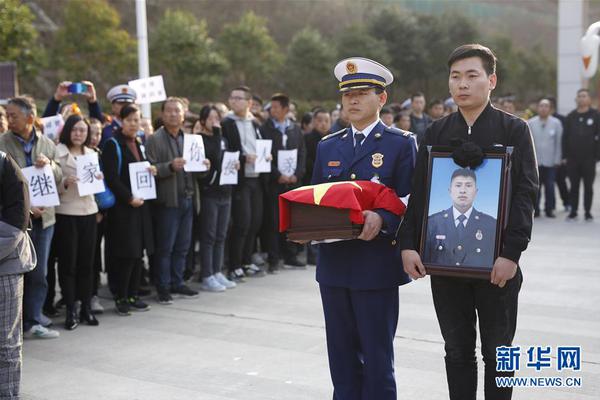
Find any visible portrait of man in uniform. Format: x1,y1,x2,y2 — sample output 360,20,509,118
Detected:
423,162,500,269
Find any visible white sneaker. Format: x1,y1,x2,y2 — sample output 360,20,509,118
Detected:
91,295,104,314
24,324,60,339
214,272,236,289
251,252,266,266
243,263,265,276
199,275,226,292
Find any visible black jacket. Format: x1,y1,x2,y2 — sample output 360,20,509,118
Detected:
398,103,538,264
101,131,154,258
261,118,306,189
199,130,233,196
303,130,322,186
221,116,266,186
0,151,29,231
562,108,600,161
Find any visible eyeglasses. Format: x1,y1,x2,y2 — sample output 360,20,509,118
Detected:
229,96,248,101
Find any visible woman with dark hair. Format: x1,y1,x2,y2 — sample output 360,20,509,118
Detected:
194,105,238,292
54,114,101,330
101,104,155,315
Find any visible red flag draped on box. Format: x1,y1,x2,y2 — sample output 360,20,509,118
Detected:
279,180,406,232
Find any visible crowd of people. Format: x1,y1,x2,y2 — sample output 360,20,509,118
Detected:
0,79,597,341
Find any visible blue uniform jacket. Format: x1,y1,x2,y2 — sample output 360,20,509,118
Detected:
424,207,496,268
311,121,416,290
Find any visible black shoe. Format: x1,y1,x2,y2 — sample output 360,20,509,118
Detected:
43,304,60,318
567,212,578,220
172,285,199,298
534,210,540,218
545,211,556,218
307,256,317,266
65,307,79,330
80,304,99,326
156,291,173,305
268,263,281,274
55,298,65,309
228,268,246,282
585,213,593,221
137,287,152,297
284,257,307,268
129,297,151,312
115,298,131,316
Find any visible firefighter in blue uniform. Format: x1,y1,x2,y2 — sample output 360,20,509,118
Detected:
100,84,137,148
424,168,496,268
310,58,417,399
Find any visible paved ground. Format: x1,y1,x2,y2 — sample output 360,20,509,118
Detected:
21,171,600,400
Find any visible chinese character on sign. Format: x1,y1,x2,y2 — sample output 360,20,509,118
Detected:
136,171,152,189
81,162,98,184
526,346,552,371
190,142,203,162
557,347,581,371
282,157,295,176
496,346,521,372
30,173,56,197
223,159,237,176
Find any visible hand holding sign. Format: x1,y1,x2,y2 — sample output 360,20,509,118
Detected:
75,152,105,196
21,165,60,207
129,161,157,200
183,134,208,172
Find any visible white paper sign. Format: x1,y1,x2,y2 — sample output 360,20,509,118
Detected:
21,165,60,207
183,134,207,172
128,161,156,200
278,149,298,176
219,151,240,185
75,152,105,196
41,115,64,142
254,139,272,173
128,75,167,104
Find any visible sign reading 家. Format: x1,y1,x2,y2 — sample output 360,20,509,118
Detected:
21,165,60,207
128,75,167,104
128,161,156,200
75,152,105,196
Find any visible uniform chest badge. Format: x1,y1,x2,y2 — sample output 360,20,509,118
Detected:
436,235,446,240
346,61,357,74
475,229,483,241
328,161,341,167
371,153,384,168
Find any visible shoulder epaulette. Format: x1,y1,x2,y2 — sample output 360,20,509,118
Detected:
320,128,346,141
383,126,412,138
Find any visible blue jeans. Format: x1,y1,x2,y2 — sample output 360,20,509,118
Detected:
24,220,54,331
154,198,193,292
537,166,557,214
199,193,231,278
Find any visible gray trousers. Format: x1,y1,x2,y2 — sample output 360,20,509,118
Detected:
0,274,23,400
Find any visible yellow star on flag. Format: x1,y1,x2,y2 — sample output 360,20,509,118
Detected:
290,181,363,205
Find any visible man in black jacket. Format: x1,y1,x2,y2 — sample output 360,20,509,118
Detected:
563,88,600,221
400,44,538,400
261,93,306,272
222,86,269,281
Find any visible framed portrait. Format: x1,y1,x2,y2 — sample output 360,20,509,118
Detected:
419,146,513,279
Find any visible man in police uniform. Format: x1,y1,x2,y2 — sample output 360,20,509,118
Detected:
100,84,137,148
310,58,416,399
424,168,496,268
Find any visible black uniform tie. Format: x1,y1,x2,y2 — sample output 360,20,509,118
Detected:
456,214,467,240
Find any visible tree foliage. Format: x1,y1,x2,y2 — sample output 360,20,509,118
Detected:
284,28,335,100
217,11,283,92
52,0,136,91
150,10,229,100
0,0,46,81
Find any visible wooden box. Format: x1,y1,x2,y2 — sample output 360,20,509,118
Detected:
285,203,363,241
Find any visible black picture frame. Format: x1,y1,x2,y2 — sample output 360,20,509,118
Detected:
419,146,512,279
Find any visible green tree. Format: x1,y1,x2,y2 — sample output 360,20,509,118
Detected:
52,0,136,92
217,11,283,92
335,25,391,67
150,10,229,100
284,28,335,100
0,0,46,82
